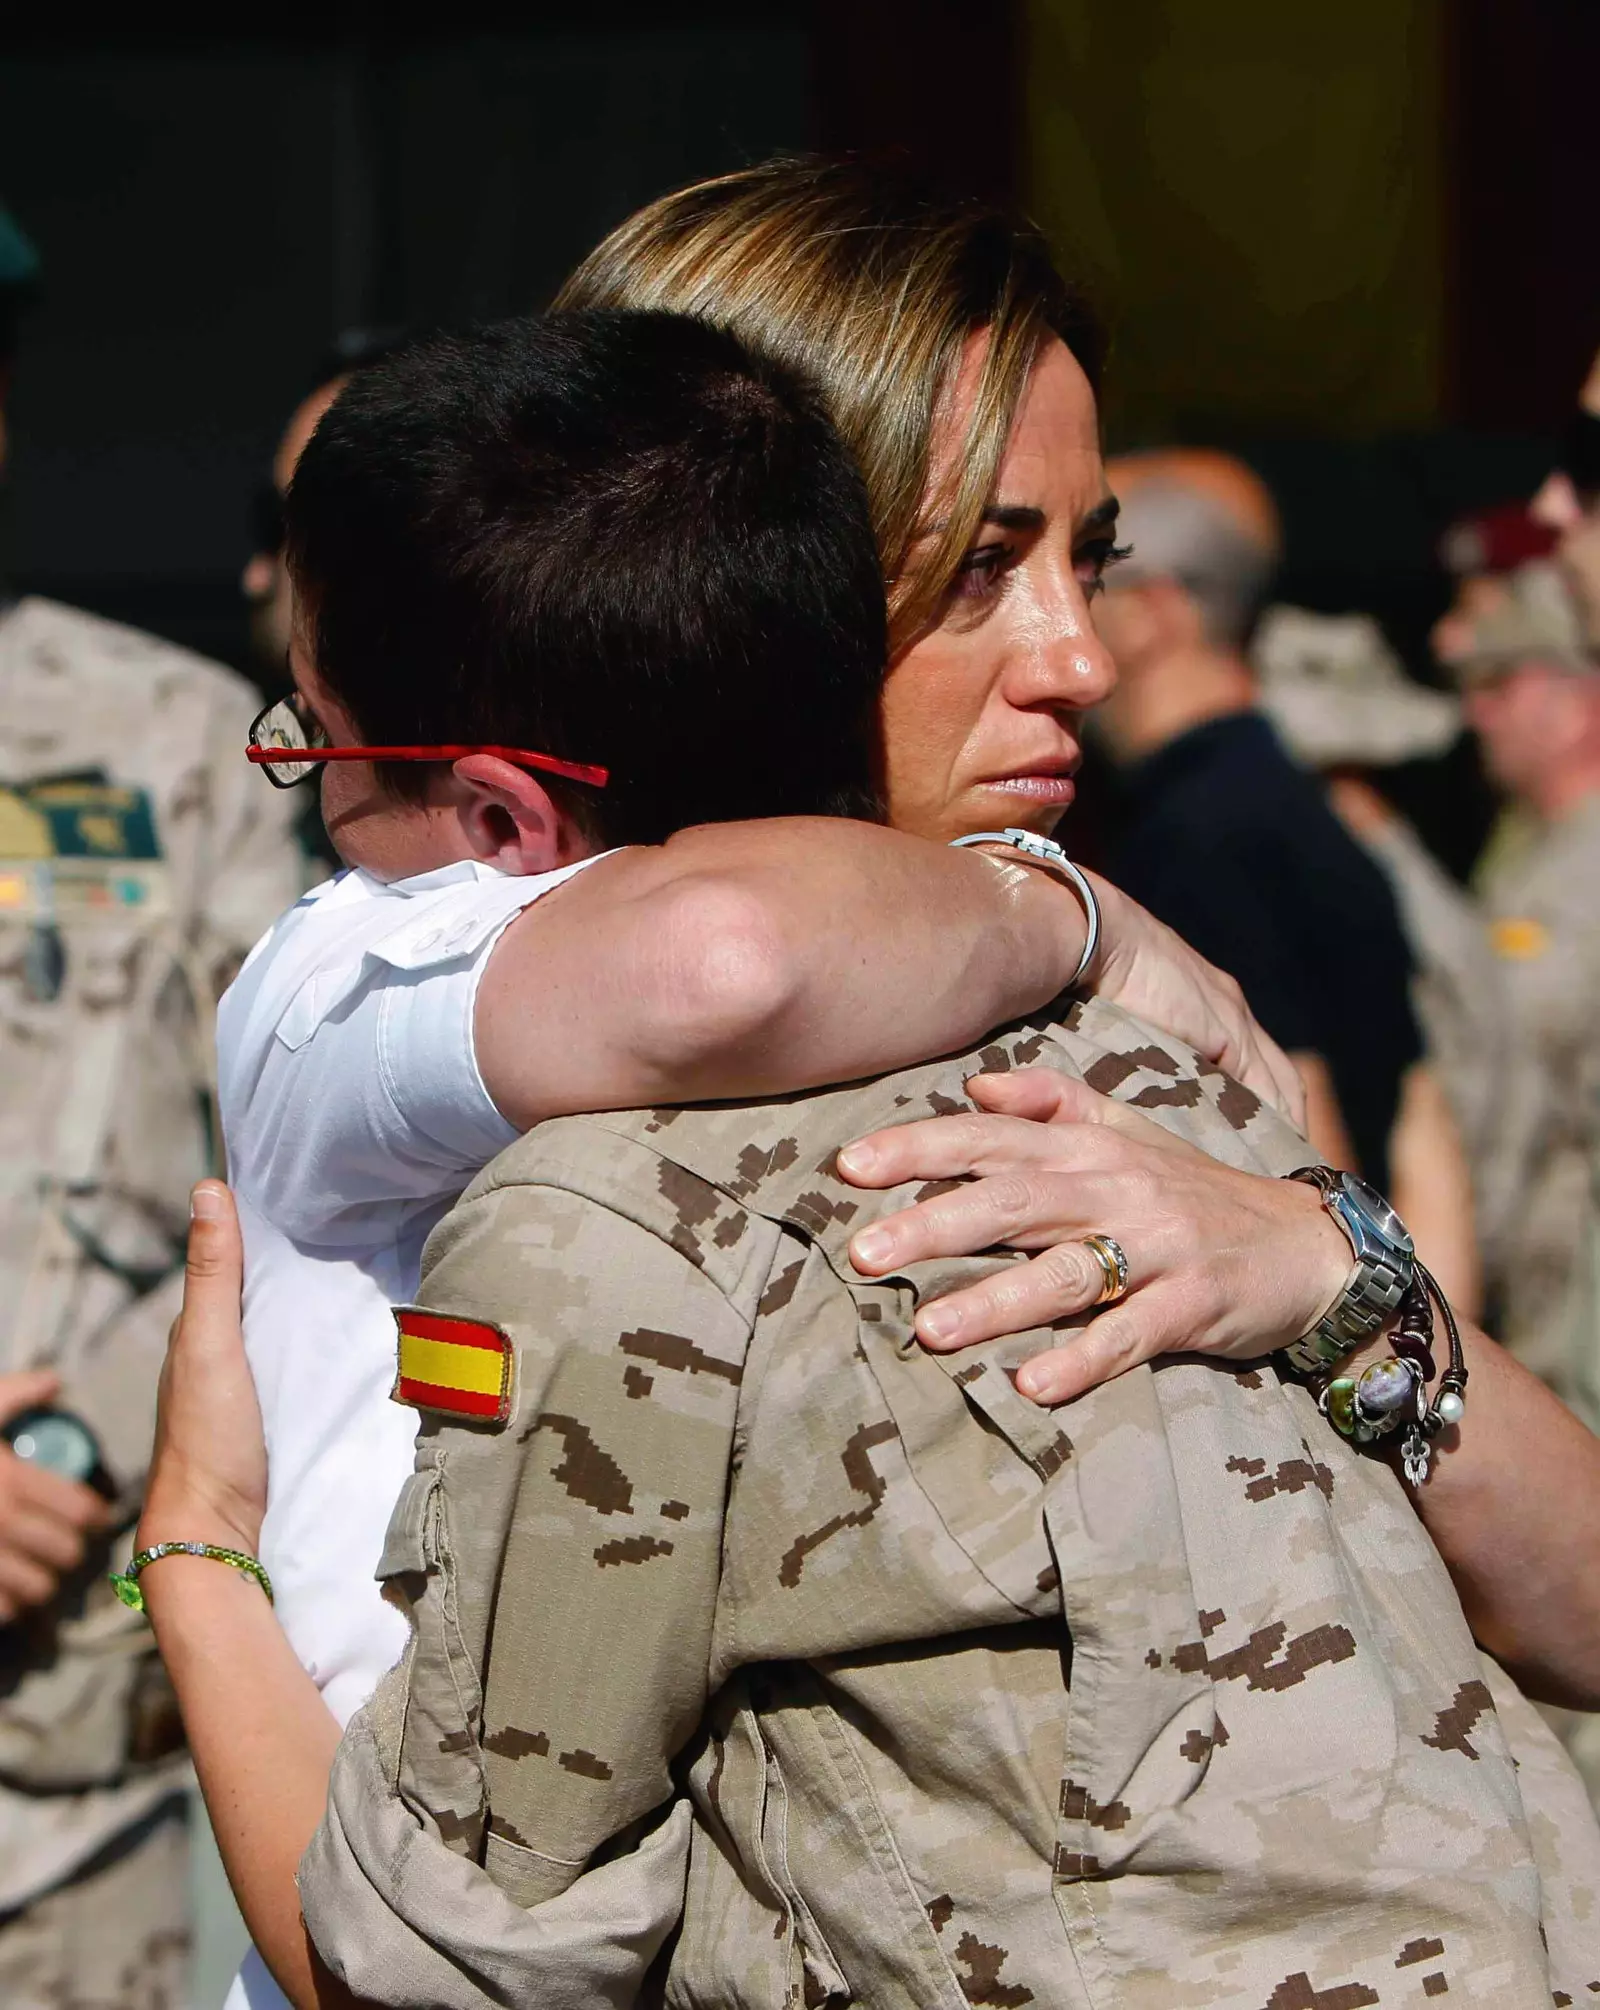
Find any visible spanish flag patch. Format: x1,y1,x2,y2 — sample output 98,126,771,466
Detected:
392,1307,514,1426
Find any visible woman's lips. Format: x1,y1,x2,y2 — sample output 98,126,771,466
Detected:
985,771,1078,807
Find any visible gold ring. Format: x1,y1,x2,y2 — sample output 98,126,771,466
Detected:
1081,1233,1130,1306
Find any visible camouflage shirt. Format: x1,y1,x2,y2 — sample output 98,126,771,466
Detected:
1358,814,1534,1274
0,597,303,1906
1480,790,1600,1423
301,998,1600,2009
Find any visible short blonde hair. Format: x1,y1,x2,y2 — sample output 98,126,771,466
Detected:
557,157,1102,649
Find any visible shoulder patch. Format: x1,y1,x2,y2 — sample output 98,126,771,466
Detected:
392,1307,514,1425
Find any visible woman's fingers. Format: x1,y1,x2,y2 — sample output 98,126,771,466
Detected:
1250,1030,1309,1133
963,1069,1180,1149
850,1165,1128,1278
912,1236,1126,1349
961,1068,1093,1125
182,1181,245,1340
838,1073,1177,1203
142,1182,265,1555
840,1110,1115,1201
1012,1295,1184,1406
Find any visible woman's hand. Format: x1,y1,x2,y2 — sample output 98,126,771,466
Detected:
839,1067,1349,1404
139,1182,266,1557
1085,872,1307,1129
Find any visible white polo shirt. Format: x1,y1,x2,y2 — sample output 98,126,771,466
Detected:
218,854,603,1736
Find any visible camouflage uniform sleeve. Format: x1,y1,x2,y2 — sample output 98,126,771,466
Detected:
299,1165,756,2003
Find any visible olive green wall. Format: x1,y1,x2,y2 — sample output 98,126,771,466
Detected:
1023,0,1445,440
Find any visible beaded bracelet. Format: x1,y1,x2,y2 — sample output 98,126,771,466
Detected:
109,1542,274,1615
1314,1260,1467,1486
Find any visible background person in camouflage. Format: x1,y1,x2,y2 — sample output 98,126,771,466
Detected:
1252,604,1523,1309
1442,560,1600,1426
0,202,304,2007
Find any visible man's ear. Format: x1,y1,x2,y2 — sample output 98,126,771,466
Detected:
448,755,598,875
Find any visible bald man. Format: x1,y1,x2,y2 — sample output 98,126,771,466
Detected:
1093,451,1477,1309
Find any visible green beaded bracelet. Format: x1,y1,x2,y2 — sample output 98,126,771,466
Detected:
109,1542,274,1615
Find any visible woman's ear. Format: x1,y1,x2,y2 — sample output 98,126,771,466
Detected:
448,755,597,874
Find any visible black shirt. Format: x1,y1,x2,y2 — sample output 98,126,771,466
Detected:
1109,711,1423,1192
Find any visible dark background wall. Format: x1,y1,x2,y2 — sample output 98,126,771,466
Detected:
0,15,819,663
2,1,1598,713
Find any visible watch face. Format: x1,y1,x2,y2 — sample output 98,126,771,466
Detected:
4,1408,100,1484
1337,1172,1415,1258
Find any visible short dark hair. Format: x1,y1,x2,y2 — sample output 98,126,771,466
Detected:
284,310,886,845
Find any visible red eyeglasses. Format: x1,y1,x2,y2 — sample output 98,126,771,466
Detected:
247,695,608,791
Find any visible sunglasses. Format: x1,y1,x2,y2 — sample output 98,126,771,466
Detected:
247,694,609,791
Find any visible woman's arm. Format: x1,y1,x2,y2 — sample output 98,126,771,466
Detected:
137,1187,351,2010
839,1069,1600,1704
474,821,1306,1129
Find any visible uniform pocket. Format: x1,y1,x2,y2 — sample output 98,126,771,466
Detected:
745,1710,854,2008
381,1460,490,1860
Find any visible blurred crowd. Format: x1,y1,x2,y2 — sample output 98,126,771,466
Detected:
4,173,1600,2002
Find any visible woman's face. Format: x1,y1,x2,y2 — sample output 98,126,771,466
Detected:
876,334,1121,844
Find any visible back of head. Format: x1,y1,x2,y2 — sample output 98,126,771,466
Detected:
285,309,885,846
557,154,1103,647
1109,450,1281,654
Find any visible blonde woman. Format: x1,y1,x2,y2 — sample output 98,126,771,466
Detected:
145,161,1600,2007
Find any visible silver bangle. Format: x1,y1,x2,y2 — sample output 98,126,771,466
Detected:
951,827,1101,990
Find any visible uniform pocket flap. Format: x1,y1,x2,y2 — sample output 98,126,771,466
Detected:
377,1465,440,1582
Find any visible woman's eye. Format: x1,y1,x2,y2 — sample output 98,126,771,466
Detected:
1077,539,1132,598
952,542,1012,601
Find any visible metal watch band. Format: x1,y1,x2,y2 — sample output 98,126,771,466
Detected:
1282,1165,1415,1375
950,828,1101,989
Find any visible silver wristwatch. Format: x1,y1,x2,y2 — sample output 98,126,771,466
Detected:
1282,1165,1415,1374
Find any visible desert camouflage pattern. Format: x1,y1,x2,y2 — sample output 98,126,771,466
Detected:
0,1799,189,2010
1359,814,1535,1273
1479,790,1600,1429
0,597,303,1930
302,995,1600,2008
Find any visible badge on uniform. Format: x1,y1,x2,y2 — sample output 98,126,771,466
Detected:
1491,915,1550,961
392,1307,515,1425
0,776,171,1002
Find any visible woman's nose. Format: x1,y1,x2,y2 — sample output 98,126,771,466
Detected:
1004,593,1118,711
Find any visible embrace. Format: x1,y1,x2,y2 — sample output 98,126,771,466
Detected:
139,159,1600,2008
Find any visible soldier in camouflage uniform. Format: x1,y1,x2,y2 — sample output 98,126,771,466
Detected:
301,996,1600,2008
1254,603,1533,1297
1446,562,1600,1426
0,206,303,2005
